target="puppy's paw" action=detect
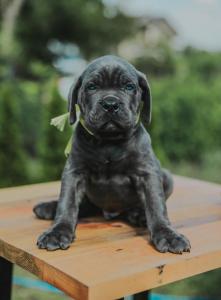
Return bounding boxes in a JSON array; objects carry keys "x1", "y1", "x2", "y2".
[
  {"x1": 151, "y1": 226, "x2": 191, "y2": 254},
  {"x1": 33, "y1": 201, "x2": 57, "y2": 220},
  {"x1": 37, "y1": 223, "x2": 74, "y2": 251}
]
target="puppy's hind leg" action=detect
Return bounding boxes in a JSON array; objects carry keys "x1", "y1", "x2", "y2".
[
  {"x1": 123, "y1": 169, "x2": 173, "y2": 228},
  {"x1": 162, "y1": 168, "x2": 174, "y2": 200},
  {"x1": 33, "y1": 201, "x2": 58, "y2": 220},
  {"x1": 121, "y1": 207, "x2": 147, "y2": 227},
  {"x1": 33, "y1": 197, "x2": 102, "y2": 221}
]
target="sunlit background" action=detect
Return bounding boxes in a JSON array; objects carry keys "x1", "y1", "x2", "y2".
[{"x1": 0, "y1": 0, "x2": 221, "y2": 299}]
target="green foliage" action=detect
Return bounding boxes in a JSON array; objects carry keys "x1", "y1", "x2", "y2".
[
  {"x1": 135, "y1": 49, "x2": 221, "y2": 165},
  {"x1": 183, "y1": 47, "x2": 221, "y2": 80},
  {"x1": 133, "y1": 44, "x2": 176, "y2": 77},
  {"x1": 1, "y1": 50, "x2": 221, "y2": 187},
  {"x1": 0, "y1": 3, "x2": 221, "y2": 191},
  {"x1": 167, "y1": 150, "x2": 221, "y2": 184},
  {"x1": 16, "y1": 0, "x2": 134, "y2": 64},
  {"x1": 41, "y1": 79, "x2": 71, "y2": 181},
  {"x1": 149, "y1": 74, "x2": 221, "y2": 163},
  {"x1": 18, "y1": 81, "x2": 44, "y2": 156},
  {"x1": 0, "y1": 82, "x2": 28, "y2": 187}
]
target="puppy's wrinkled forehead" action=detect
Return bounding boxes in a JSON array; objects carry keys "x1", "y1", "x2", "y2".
[
  {"x1": 68, "y1": 55, "x2": 152, "y2": 126},
  {"x1": 82, "y1": 57, "x2": 138, "y2": 87}
]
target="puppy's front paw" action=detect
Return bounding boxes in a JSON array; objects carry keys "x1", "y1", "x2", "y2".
[
  {"x1": 37, "y1": 223, "x2": 74, "y2": 251},
  {"x1": 151, "y1": 226, "x2": 191, "y2": 254}
]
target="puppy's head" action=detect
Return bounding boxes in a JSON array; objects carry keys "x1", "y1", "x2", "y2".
[{"x1": 68, "y1": 55, "x2": 151, "y2": 139}]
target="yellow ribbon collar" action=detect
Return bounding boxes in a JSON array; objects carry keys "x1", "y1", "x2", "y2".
[{"x1": 50, "y1": 103, "x2": 142, "y2": 156}]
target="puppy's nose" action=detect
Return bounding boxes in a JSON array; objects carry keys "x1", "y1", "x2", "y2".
[{"x1": 99, "y1": 97, "x2": 119, "y2": 113}]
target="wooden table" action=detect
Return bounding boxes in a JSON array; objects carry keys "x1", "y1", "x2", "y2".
[{"x1": 0, "y1": 175, "x2": 221, "y2": 300}]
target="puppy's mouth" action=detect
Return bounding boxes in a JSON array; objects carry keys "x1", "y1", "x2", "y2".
[
  {"x1": 87, "y1": 111, "x2": 133, "y2": 139},
  {"x1": 101, "y1": 120, "x2": 121, "y2": 132},
  {"x1": 96, "y1": 120, "x2": 125, "y2": 139}
]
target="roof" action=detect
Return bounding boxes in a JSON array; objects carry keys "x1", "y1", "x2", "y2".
[{"x1": 137, "y1": 16, "x2": 177, "y2": 36}]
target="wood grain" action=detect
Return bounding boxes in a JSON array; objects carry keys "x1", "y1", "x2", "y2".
[{"x1": 0, "y1": 175, "x2": 221, "y2": 299}]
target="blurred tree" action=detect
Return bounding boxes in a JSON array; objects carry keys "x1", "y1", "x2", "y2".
[
  {"x1": 18, "y1": 80, "x2": 43, "y2": 156},
  {"x1": 0, "y1": 0, "x2": 25, "y2": 58},
  {"x1": 133, "y1": 43, "x2": 176, "y2": 77},
  {"x1": 149, "y1": 74, "x2": 221, "y2": 164},
  {"x1": 0, "y1": 82, "x2": 28, "y2": 187},
  {"x1": 41, "y1": 79, "x2": 71, "y2": 181},
  {"x1": 14, "y1": 0, "x2": 134, "y2": 72},
  {"x1": 183, "y1": 47, "x2": 221, "y2": 80}
]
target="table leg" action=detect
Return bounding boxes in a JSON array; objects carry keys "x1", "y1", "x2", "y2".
[
  {"x1": 0, "y1": 257, "x2": 13, "y2": 300},
  {"x1": 117, "y1": 291, "x2": 150, "y2": 300},
  {"x1": 134, "y1": 291, "x2": 150, "y2": 299}
]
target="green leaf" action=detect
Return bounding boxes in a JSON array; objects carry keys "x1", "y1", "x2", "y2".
[{"x1": 50, "y1": 112, "x2": 69, "y2": 132}]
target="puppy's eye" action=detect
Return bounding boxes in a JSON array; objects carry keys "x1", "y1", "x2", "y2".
[
  {"x1": 86, "y1": 83, "x2": 97, "y2": 91},
  {"x1": 125, "y1": 83, "x2": 136, "y2": 91}
]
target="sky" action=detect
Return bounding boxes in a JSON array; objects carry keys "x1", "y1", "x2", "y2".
[{"x1": 105, "y1": 0, "x2": 221, "y2": 51}]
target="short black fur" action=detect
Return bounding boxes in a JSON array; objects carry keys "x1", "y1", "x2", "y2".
[{"x1": 34, "y1": 55, "x2": 191, "y2": 253}]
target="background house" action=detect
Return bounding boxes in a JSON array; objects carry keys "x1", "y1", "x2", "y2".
[{"x1": 118, "y1": 17, "x2": 177, "y2": 60}]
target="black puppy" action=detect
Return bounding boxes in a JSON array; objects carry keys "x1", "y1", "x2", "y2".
[{"x1": 34, "y1": 55, "x2": 191, "y2": 254}]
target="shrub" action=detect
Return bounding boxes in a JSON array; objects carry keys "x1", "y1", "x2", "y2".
[
  {"x1": 133, "y1": 45, "x2": 176, "y2": 77},
  {"x1": 0, "y1": 82, "x2": 28, "y2": 187},
  {"x1": 149, "y1": 74, "x2": 221, "y2": 164},
  {"x1": 41, "y1": 78, "x2": 71, "y2": 181}
]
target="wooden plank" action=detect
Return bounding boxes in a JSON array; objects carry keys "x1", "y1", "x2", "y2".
[
  {"x1": 0, "y1": 181, "x2": 59, "y2": 204},
  {"x1": 0, "y1": 176, "x2": 221, "y2": 299}
]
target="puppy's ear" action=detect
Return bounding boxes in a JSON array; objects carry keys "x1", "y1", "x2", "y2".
[
  {"x1": 137, "y1": 71, "x2": 152, "y2": 126},
  {"x1": 68, "y1": 75, "x2": 82, "y2": 125}
]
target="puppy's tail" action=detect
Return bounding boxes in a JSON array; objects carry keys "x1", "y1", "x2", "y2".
[
  {"x1": 33, "y1": 200, "x2": 58, "y2": 220},
  {"x1": 162, "y1": 168, "x2": 174, "y2": 200}
]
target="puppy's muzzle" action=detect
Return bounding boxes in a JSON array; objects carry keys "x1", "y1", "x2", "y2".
[{"x1": 99, "y1": 96, "x2": 120, "y2": 113}]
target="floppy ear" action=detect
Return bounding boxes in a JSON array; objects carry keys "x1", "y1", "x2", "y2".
[
  {"x1": 137, "y1": 71, "x2": 152, "y2": 126},
  {"x1": 68, "y1": 75, "x2": 82, "y2": 125}
]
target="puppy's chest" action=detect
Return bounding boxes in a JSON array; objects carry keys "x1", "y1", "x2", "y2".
[
  {"x1": 81, "y1": 145, "x2": 144, "y2": 212},
  {"x1": 85, "y1": 163, "x2": 138, "y2": 212}
]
